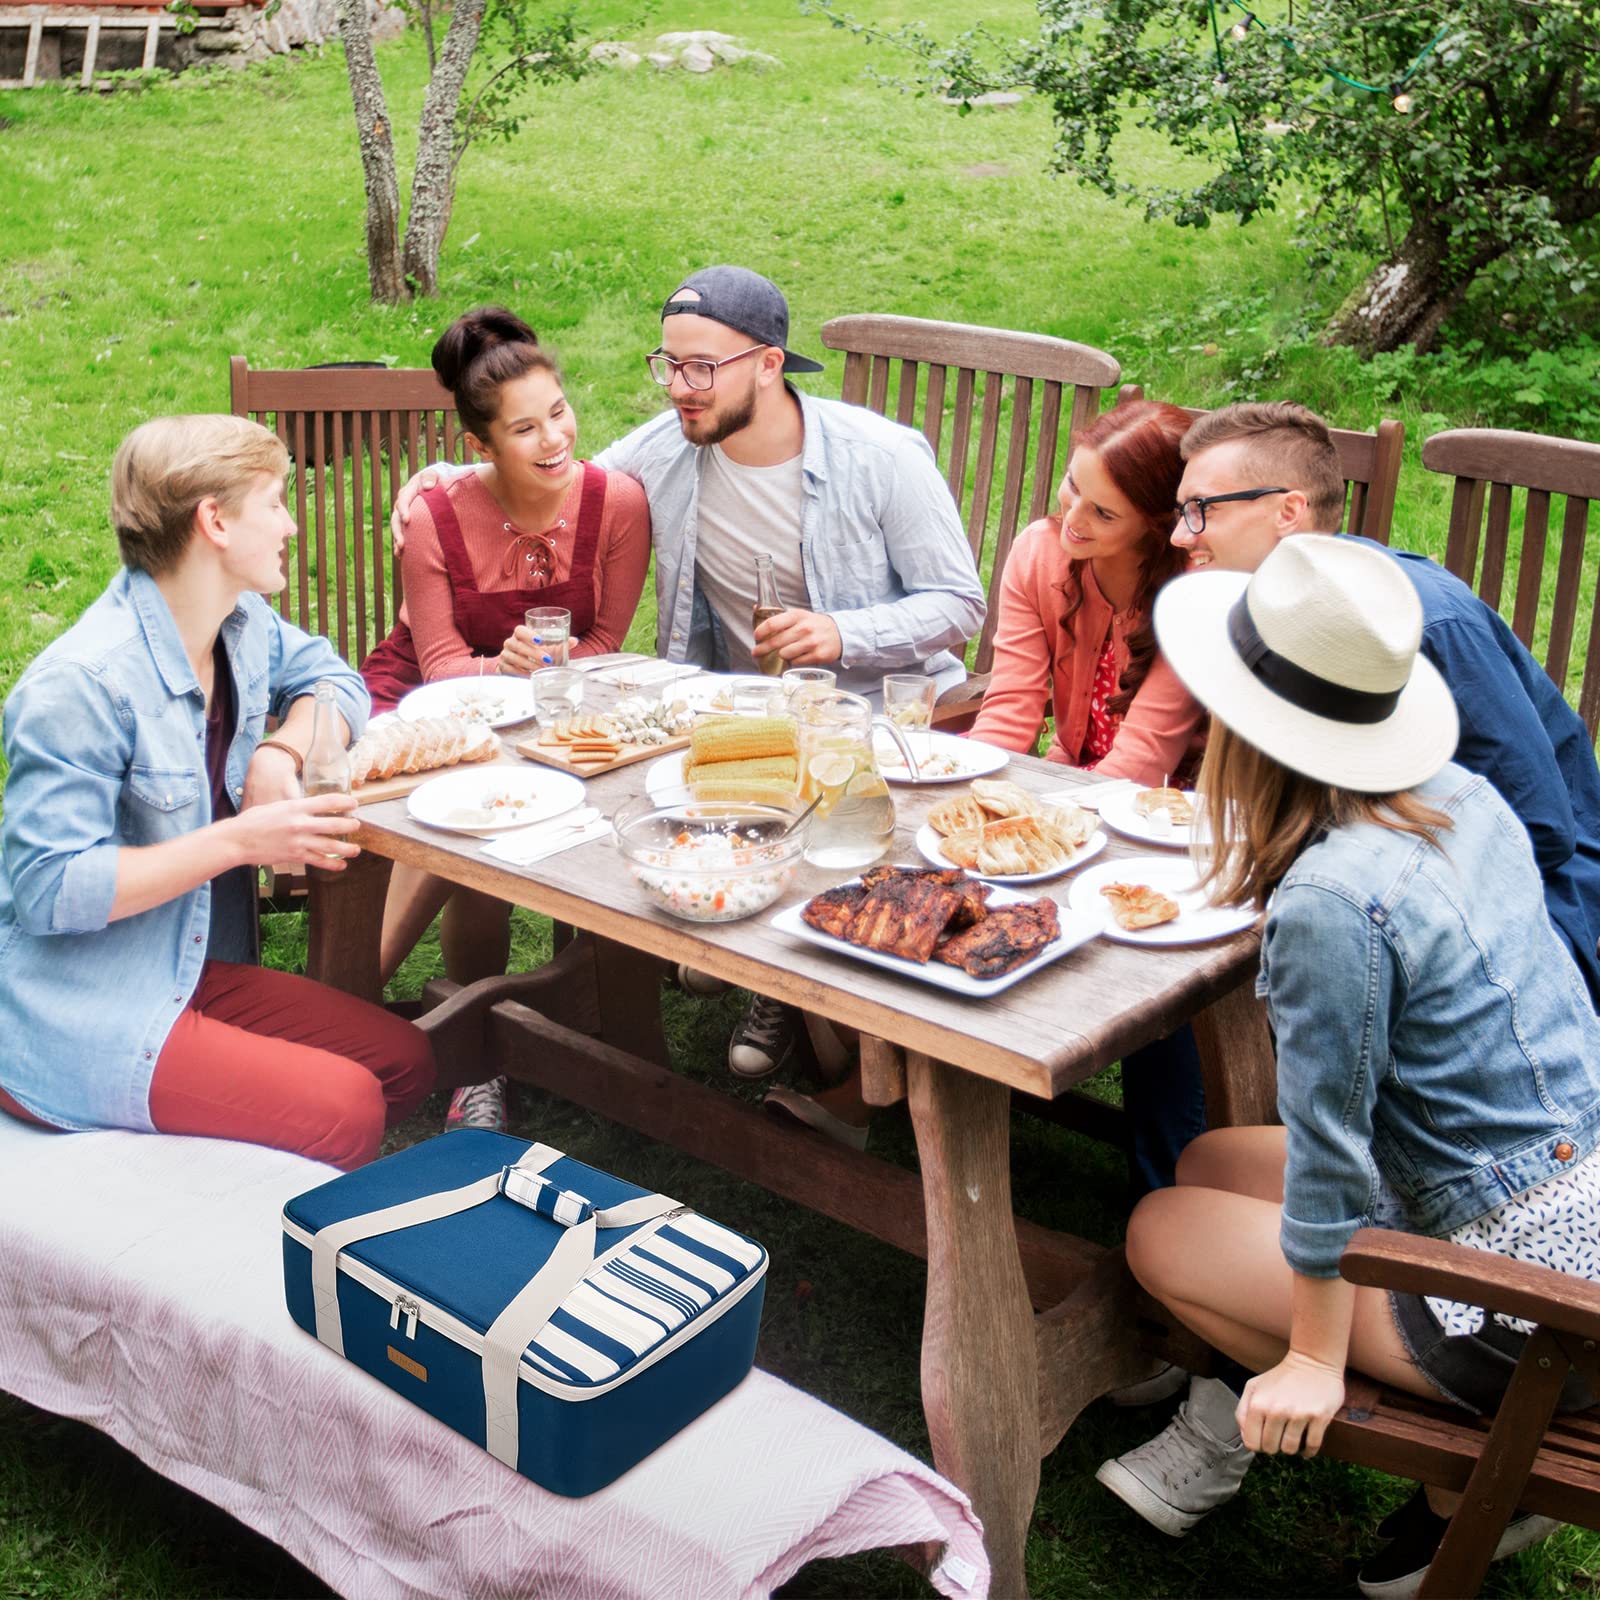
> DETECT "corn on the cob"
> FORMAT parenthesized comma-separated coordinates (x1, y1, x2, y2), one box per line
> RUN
(690, 778, 800, 805)
(684, 756, 799, 787)
(689, 714, 796, 766)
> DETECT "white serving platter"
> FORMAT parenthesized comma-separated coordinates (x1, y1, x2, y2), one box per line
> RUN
(396, 677, 538, 731)
(771, 879, 1099, 996)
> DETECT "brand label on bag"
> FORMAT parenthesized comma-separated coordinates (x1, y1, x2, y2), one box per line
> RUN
(388, 1346, 428, 1383)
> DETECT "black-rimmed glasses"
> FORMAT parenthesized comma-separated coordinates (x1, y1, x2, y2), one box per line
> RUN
(645, 344, 767, 391)
(1176, 487, 1290, 534)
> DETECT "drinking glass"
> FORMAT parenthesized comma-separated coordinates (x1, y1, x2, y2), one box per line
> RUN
(528, 666, 584, 729)
(882, 674, 937, 762)
(781, 666, 836, 711)
(525, 606, 572, 669)
(731, 677, 786, 716)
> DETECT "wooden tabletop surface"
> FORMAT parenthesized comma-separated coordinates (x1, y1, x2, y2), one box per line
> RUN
(350, 685, 1259, 1100)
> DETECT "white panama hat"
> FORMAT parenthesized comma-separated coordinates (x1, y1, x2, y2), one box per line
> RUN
(1153, 535, 1459, 793)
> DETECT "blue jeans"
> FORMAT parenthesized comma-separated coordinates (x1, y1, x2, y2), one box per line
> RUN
(1123, 1024, 1206, 1196)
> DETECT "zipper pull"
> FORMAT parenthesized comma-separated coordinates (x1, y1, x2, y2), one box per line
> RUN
(389, 1296, 402, 1331)
(404, 1299, 419, 1340)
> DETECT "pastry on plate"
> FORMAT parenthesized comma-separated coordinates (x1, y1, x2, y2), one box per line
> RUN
(973, 815, 1069, 876)
(939, 825, 984, 870)
(927, 792, 989, 836)
(969, 778, 1039, 819)
(1037, 802, 1095, 853)
(1134, 787, 1194, 826)
(1100, 881, 1181, 931)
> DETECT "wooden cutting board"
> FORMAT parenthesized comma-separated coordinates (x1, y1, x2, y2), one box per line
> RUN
(514, 730, 690, 778)
(351, 748, 524, 804)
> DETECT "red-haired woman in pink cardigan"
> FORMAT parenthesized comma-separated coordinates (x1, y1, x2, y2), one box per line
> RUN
(973, 399, 1208, 1198)
(970, 400, 1204, 786)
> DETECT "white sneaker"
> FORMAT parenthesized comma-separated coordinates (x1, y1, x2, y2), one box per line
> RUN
(1096, 1376, 1255, 1536)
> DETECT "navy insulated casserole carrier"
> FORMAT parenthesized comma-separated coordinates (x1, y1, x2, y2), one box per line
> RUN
(282, 1129, 767, 1496)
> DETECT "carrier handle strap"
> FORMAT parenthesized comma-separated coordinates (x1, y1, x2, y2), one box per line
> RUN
(310, 1142, 567, 1355)
(480, 1191, 683, 1472)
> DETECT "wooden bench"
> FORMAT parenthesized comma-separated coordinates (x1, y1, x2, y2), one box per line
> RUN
(1322, 1228, 1600, 1597)
(819, 314, 1122, 728)
(0, 0, 251, 88)
(1115, 383, 1404, 544)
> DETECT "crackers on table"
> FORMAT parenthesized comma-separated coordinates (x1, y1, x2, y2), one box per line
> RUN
(538, 713, 623, 752)
(1100, 881, 1181, 931)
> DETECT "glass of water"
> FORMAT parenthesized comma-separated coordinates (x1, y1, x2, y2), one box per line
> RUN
(781, 666, 836, 711)
(528, 666, 584, 729)
(525, 606, 572, 668)
(882, 674, 937, 761)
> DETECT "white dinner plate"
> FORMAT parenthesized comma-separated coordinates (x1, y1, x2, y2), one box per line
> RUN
(1066, 858, 1258, 946)
(914, 822, 1108, 884)
(406, 765, 586, 836)
(771, 879, 1099, 996)
(871, 731, 1011, 785)
(1097, 785, 1199, 849)
(396, 677, 538, 731)
(645, 751, 692, 801)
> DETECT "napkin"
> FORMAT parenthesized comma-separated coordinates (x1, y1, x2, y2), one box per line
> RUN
(591, 659, 703, 689)
(481, 818, 612, 867)
(1041, 778, 1136, 811)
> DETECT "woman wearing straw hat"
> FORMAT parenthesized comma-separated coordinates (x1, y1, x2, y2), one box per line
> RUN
(1096, 536, 1600, 1595)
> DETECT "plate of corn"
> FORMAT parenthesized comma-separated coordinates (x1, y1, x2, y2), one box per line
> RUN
(645, 714, 799, 804)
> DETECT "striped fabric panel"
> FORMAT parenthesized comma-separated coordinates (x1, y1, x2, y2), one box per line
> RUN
(513, 1214, 763, 1387)
(499, 1166, 594, 1227)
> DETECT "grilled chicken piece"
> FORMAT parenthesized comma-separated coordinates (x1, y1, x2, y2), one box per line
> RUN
(847, 873, 965, 963)
(948, 875, 991, 929)
(934, 899, 1060, 978)
(801, 881, 871, 941)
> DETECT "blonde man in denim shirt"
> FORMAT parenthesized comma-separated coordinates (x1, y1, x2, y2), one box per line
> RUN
(0, 416, 434, 1168)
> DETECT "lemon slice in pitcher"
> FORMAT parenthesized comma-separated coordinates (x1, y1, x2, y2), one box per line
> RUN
(846, 770, 889, 799)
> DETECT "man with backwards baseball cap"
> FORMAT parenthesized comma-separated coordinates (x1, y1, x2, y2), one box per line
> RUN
(394, 265, 984, 1089)
(1097, 536, 1600, 1594)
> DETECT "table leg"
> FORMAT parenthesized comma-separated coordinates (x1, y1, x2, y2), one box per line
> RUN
(1191, 981, 1278, 1129)
(908, 1051, 1038, 1600)
(305, 852, 392, 1003)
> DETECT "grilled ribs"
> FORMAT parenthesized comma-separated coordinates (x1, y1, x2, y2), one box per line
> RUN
(801, 881, 871, 941)
(934, 899, 1060, 978)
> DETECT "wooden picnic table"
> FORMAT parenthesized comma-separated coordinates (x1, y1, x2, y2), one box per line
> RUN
(306, 680, 1275, 1597)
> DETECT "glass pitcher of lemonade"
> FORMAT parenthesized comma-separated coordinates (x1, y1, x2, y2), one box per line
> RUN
(795, 690, 917, 869)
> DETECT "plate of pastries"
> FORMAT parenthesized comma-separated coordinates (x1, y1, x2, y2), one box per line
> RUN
(1097, 784, 1198, 849)
(915, 779, 1107, 883)
(1066, 858, 1259, 946)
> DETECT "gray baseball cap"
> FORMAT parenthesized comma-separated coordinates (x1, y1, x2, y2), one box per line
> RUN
(660, 266, 825, 375)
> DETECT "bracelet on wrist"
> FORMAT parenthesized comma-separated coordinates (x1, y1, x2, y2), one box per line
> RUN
(255, 738, 305, 779)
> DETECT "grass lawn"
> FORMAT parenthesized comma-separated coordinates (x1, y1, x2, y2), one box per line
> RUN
(2, 2, 1599, 1594)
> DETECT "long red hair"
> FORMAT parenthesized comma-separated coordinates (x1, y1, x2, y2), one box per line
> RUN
(1054, 400, 1192, 717)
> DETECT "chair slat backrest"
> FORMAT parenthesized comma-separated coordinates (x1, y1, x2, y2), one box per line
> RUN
(1422, 428, 1600, 740)
(230, 358, 462, 665)
(821, 315, 1120, 677)
(1115, 384, 1404, 544)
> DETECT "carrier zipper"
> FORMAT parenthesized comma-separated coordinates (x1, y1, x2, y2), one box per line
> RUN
(389, 1292, 421, 1340)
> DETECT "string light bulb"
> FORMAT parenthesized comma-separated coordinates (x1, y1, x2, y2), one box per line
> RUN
(1391, 88, 1414, 113)
(1230, 10, 1255, 39)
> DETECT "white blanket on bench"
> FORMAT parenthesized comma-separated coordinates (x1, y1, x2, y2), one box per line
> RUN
(0, 1120, 989, 1599)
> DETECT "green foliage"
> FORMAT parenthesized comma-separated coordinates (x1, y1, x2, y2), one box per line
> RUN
(810, 0, 1600, 344)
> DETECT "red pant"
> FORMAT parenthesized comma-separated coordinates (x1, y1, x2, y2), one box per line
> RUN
(0, 961, 435, 1171)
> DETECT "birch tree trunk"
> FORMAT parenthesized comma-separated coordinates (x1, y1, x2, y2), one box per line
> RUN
(335, 0, 407, 304)
(401, 0, 489, 299)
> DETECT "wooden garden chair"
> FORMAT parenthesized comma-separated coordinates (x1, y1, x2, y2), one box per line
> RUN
(231, 358, 464, 905)
(1323, 1228, 1600, 1598)
(1115, 383, 1404, 544)
(820, 314, 1122, 728)
(1421, 428, 1600, 740)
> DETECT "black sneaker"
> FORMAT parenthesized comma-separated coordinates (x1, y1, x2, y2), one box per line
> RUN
(1358, 1486, 1561, 1599)
(728, 994, 799, 1080)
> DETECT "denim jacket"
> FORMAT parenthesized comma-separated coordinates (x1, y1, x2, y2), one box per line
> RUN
(593, 387, 986, 699)
(0, 568, 369, 1132)
(1262, 762, 1600, 1278)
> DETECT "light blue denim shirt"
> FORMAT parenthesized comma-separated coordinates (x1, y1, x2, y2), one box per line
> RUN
(0, 567, 369, 1132)
(593, 387, 986, 699)
(1262, 762, 1600, 1278)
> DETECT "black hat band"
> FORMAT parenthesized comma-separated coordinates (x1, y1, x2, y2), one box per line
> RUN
(1227, 594, 1402, 725)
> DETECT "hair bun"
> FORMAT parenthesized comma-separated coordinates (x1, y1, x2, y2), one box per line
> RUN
(432, 306, 539, 389)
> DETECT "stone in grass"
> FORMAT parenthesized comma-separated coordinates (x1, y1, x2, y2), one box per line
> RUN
(680, 42, 715, 72)
(938, 90, 1025, 108)
(645, 51, 676, 70)
(588, 41, 641, 68)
